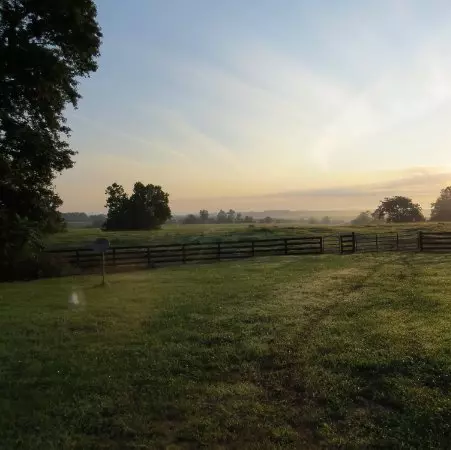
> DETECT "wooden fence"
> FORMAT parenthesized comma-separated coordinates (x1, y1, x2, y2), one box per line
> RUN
(45, 231, 451, 274)
(419, 232, 451, 252)
(47, 236, 324, 271)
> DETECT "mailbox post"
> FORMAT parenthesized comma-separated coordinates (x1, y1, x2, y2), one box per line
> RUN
(92, 238, 110, 285)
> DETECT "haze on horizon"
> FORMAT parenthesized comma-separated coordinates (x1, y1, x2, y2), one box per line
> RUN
(57, 0, 451, 213)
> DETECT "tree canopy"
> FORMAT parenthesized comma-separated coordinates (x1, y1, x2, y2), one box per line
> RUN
(431, 186, 451, 222)
(103, 182, 172, 231)
(0, 0, 101, 275)
(373, 196, 425, 223)
(350, 211, 373, 226)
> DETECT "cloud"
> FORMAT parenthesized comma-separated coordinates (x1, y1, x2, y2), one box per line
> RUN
(158, 25, 451, 175)
(272, 168, 451, 199)
(69, 112, 189, 162)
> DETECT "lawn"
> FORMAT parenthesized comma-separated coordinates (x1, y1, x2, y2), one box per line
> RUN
(1, 253, 451, 448)
(45, 221, 451, 249)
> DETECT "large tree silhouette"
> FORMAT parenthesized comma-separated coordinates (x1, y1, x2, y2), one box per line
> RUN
(0, 0, 102, 270)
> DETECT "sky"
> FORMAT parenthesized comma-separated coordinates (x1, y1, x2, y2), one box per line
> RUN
(57, 0, 451, 213)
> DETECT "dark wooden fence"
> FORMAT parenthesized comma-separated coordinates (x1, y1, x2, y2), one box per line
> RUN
(419, 232, 451, 252)
(45, 231, 451, 275)
(47, 236, 324, 271)
(353, 232, 419, 253)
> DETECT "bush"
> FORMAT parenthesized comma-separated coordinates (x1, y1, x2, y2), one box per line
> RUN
(1, 252, 73, 281)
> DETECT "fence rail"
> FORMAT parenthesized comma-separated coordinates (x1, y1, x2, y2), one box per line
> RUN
(46, 236, 324, 272)
(44, 231, 451, 274)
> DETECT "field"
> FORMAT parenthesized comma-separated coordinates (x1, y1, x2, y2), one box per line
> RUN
(2, 253, 451, 448)
(45, 221, 451, 249)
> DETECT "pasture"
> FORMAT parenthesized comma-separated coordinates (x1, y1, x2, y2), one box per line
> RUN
(2, 253, 451, 448)
(45, 221, 451, 249)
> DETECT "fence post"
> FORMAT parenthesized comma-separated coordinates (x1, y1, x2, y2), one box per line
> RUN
(320, 236, 324, 253)
(112, 248, 116, 266)
(375, 234, 379, 252)
(284, 239, 288, 255)
(418, 231, 423, 251)
(147, 247, 151, 265)
(182, 244, 186, 263)
(217, 242, 221, 261)
(76, 250, 80, 267)
(339, 235, 343, 254)
(396, 233, 399, 251)
(251, 240, 255, 257)
(352, 232, 356, 253)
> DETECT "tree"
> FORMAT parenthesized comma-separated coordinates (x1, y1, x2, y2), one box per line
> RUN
(350, 211, 373, 226)
(199, 209, 209, 223)
(0, 0, 101, 274)
(89, 214, 106, 228)
(236, 212, 243, 222)
(321, 216, 331, 225)
(373, 196, 425, 223)
(431, 186, 451, 221)
(308, 217, 318, 224)
(227, 209, 236, 223)
(62, 212, 89, 223)
(103, 182, 171, 230)
(216, 209, 227, 223)
(183, 214, 198, 225)
(243, 215, 254, 223)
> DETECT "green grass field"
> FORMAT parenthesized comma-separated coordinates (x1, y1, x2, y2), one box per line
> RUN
(2, 253, 451, 448)
(45, 221, 451, 249)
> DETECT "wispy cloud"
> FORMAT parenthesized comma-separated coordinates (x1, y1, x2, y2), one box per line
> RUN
(59, 1, 451, 211)
(69, 112, 189, 161)
(275, 168, 451, 199)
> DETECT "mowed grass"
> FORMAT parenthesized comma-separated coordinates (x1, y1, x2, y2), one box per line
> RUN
(45, 221, 451, 248)
(2, 253, 451, 448)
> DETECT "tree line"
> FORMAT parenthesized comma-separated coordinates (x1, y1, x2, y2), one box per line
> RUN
(67, 186, 451, 231)
(62, 212, 106, 228)
(350, 189, 451, 225)
(182, 210, 257, 224)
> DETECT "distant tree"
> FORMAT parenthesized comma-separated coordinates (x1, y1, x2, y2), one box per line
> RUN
(227, 209, 236, 223)
(62, 212, 90, 222)
(260, 216, 273, 224)
(236, 212, 243, 222)
(350, 211, 373, 226)
(183, 214, 198, 225)
(308, 217, 318, 224)
(373, 196, 425, 223)
(321, 216, 331, 225)
(243, 215, 254, 223)
(89, 214, 106, 228)
(199, 209, 209, 223)
(431, 186, 451, 221)
(103, 182, 171, 230)
(216, 209, 227, 223)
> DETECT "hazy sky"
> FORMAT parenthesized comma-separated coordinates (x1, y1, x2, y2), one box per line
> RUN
(57, 0, 451, 213)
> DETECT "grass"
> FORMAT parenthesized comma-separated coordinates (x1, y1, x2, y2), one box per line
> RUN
(45, 221, 451, 249)
(2, 253, 451, 448)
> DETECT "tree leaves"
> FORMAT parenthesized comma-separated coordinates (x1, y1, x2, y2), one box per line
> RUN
(431, 186, 451, 222)
(373, 196, 425, 223)
(0, 0, 101, 272)
(103, 182, 172, 231)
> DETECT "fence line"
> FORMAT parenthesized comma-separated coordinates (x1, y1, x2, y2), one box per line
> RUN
(44, 231, 451, 274)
